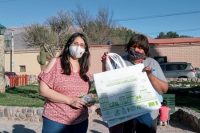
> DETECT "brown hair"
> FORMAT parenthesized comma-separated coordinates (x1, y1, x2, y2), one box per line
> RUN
(126, 33, 150, 56)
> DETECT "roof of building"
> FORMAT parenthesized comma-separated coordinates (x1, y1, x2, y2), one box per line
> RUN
(148, 37, 200, 45)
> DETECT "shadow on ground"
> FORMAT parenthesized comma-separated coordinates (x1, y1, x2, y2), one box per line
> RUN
(12, 124, 36, 133)
(93, 119, 108, 127)
(168, 120, 197, 132)
(89, 130, 102, 133)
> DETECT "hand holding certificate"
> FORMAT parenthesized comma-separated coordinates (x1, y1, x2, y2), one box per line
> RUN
(93, 53, 161, 127)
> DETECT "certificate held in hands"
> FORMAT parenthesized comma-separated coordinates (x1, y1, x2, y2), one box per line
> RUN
(93, 53, 161, 127)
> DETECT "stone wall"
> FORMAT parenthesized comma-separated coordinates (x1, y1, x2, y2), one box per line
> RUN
(172, 107, 200, 133)
(0, 106, 43, 122)
(0, 106, 199, 132)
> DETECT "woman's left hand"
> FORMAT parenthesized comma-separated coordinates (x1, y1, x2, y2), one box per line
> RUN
(69, 97, 86, 109)
(81, 93, 96, 107)
(143, 66, 152, 76)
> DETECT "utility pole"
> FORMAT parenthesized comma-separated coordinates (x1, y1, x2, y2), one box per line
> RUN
(10, 31, 14, 72)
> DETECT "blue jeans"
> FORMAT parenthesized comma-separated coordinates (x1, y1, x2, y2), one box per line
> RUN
(42, 117, 88, 133)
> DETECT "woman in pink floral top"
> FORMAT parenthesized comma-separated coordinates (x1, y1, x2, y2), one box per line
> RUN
(38, 32, 91, 133)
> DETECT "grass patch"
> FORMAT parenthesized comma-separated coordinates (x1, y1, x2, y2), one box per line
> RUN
(0, 84, 199, 113)
(0, 85, 44, 107)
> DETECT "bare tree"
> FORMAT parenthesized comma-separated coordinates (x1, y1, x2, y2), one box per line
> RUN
(24, 25, 55, 46)
(73, 6, 92, 32)
(96, 8, 114, 28)
(110, 27, 135, 44)
(94, 8, 114, 44)
(47, 10, 73, 48)
(23, 24, 56, 69)
(73, 7, 115, 44)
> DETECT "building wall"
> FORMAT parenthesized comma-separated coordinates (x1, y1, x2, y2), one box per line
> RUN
(5, 50, 41, 75)
(89, 45, 125, 74)
(4, 44, 200, 75)
(150, 43, 200, 68)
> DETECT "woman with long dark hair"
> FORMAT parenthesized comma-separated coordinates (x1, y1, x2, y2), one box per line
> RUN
(38, 32, 91, 133)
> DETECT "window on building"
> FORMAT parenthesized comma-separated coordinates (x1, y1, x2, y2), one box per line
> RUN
(19, 65, 26, 72)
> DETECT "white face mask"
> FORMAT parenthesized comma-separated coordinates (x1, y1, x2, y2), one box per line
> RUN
(69, 45, 85, 59)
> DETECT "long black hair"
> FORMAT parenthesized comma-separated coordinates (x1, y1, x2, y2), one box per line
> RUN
(59, 32, 90, 82)
(126, 33, 150, 57)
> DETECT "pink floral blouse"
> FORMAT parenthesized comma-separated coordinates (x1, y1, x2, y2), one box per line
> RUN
(38, 58, 90, 125)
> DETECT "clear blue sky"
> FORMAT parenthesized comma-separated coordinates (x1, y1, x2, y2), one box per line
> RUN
(0, 0, 200, 38)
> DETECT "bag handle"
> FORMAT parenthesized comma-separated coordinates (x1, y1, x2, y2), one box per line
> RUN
(106, 53, 127, 70)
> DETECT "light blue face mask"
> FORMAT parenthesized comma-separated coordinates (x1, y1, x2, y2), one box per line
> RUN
(69, 45, 85, 59)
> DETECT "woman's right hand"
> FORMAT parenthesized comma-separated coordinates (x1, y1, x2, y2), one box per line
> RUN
(101, 52, 108, 71)
(95, 108, 102, 116)
(68, 97, 86, 109)
(101, 52, 108, 63)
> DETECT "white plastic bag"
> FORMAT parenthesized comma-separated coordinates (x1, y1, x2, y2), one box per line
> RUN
(105, 53, 127, 70)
